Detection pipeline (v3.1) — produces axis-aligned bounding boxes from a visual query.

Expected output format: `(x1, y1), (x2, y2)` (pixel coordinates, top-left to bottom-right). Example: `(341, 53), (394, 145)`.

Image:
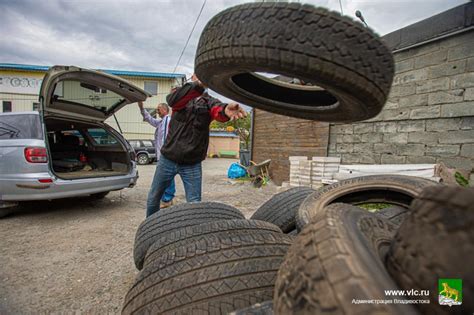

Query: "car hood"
(39, 65), (150, 122)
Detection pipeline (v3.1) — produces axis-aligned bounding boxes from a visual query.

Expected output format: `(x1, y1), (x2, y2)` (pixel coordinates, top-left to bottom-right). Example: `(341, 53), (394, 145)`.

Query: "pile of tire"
(122, 177), (473, 314)
(249, 176), (474, 315)
(122, 202), (295, 314)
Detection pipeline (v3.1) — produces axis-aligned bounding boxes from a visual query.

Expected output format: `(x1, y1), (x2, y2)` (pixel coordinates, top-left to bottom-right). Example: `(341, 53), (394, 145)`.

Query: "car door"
(39, 65), (151, 122)
(142, 140), (156, 155)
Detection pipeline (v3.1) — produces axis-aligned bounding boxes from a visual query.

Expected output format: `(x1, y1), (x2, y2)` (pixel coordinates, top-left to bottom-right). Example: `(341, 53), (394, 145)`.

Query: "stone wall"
(328, 29), (474, 171)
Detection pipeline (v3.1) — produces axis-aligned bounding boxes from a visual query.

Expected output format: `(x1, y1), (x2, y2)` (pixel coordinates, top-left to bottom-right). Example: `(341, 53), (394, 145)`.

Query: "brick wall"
(328, 30), (474, 171)
(251, 109), (329, 185)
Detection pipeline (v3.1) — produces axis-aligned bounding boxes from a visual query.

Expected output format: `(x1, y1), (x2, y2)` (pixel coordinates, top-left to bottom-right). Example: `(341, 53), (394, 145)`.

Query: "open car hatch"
(40, 65), (150, 122)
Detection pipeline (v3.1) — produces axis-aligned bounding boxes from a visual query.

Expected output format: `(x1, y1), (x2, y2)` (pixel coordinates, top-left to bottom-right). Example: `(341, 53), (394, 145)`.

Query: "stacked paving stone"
(289, 156), (309, 187)
(311, 157), (341, 185)
(289, 156), (341, 188)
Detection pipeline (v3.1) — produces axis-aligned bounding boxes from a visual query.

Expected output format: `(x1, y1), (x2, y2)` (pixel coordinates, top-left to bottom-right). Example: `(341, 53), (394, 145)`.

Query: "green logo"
(439, 279), (462, 306)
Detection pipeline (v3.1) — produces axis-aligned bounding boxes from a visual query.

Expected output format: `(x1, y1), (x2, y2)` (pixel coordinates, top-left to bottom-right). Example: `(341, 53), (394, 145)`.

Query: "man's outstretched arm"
(208, 97), (247, 123)
(138, 101), (161, 128)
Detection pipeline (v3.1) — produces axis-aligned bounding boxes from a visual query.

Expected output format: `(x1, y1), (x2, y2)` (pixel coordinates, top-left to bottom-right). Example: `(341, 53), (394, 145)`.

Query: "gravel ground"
(0, 158), (280, 314)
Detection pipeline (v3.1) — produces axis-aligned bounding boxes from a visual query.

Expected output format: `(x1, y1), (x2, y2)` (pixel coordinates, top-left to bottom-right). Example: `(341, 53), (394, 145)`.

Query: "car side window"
(0, 114), (42, 140)
(142, 140), (153, 147)
(129, 140), (140, 148)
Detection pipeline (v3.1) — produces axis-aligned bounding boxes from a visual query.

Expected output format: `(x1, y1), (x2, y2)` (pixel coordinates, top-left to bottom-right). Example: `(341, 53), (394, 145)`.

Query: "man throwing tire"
(145, 74), (246, 217)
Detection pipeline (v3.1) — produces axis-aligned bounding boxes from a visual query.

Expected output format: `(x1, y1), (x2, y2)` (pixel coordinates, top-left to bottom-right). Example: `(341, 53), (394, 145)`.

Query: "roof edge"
(382, 2), (473, 51)
(0, 63), (185, 79)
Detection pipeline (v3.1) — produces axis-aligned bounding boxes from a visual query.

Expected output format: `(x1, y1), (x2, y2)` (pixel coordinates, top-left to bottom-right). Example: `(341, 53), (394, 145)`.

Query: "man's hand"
(138, 101), (144, 110)
(191, 73), (207, 88)
(225, 103), (247, 121)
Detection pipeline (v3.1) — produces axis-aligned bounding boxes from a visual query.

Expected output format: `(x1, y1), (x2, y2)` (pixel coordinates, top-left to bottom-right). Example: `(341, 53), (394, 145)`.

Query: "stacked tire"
(274, 203), (418, 315)
(123, 178), (472, 314)
(259, 177), (472, 315)
(250, 187), (315, 235)
(387, 185), (474, 315)
(123, 202), (294, 314)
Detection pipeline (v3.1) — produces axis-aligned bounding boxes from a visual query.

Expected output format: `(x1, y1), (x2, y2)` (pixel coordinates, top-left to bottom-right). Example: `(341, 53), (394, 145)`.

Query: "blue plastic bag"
(227, 163), (247, 179)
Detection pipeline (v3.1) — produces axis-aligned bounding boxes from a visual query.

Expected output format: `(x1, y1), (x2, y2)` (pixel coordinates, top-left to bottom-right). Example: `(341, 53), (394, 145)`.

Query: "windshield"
(0, 114), (42, 139)
(52, 80), (125, 113)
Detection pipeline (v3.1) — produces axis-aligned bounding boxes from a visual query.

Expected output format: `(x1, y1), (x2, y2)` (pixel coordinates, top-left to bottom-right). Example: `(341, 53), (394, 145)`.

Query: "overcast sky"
(0, 0), (469, 78)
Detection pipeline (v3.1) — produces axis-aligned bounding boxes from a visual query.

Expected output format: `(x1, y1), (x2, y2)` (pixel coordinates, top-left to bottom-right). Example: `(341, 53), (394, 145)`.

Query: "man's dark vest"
(161, 83), (226, 164)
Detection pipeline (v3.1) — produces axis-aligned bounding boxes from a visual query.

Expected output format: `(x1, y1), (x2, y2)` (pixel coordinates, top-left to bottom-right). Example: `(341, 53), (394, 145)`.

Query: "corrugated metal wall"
(0, 93), (39, 112)
(0, 70), (44, 112)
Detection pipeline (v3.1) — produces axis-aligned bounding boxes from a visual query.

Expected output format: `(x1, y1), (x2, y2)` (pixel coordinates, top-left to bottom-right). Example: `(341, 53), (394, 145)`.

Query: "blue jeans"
(146, 156), (202, 217)
(161, 179), (175, 203)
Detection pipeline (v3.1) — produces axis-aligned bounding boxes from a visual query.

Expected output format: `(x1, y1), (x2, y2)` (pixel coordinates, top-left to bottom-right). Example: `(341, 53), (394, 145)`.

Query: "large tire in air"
(296, 175), (436, 231)
(143, 219), (283, 269)
(274, 203), (418, 315)
(133, 202), (244, 270)
(387, 186), (474, 315)
(123, 228), (293, 315)
(195, 2), (394, 123)
(250, 187), (314, 233)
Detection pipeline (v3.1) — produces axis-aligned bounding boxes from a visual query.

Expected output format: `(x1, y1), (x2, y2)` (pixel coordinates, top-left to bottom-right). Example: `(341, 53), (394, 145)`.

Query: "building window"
(2, 101), (12, 112)
(33, 102), (40, 111)
(144, 81), (158, 95)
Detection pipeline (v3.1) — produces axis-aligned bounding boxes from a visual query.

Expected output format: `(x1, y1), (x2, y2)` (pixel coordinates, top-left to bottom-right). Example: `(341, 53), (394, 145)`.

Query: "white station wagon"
(0, 65), (150, 216)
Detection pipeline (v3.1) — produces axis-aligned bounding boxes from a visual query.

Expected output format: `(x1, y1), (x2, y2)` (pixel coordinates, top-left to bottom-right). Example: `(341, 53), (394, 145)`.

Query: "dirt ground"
(0, 158), (280, 314)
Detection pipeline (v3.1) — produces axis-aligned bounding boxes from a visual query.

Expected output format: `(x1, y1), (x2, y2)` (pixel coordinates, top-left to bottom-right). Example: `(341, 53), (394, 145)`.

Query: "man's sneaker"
(160, 200), (174, 209)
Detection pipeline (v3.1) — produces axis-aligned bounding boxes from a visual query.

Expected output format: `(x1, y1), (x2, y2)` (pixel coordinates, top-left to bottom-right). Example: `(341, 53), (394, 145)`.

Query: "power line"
(172, 0), (207, 74)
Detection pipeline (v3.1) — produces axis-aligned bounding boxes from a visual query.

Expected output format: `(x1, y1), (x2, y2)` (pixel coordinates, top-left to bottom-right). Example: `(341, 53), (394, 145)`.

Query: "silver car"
(0, 65), (149, 215)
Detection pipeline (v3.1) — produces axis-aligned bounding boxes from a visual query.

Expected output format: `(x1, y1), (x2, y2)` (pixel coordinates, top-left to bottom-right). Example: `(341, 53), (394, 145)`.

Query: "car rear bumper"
(0, 169), (138, 201)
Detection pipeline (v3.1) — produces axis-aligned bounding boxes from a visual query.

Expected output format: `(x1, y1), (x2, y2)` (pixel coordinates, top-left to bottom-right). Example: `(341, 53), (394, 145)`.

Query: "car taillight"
(79, 153), (87, 163)
(24, 147), (48, 163)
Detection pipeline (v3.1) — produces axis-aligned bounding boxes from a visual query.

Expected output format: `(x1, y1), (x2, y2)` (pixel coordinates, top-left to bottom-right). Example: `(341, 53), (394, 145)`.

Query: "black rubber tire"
(250, 187), (314, 233)
(133, 202), (244, 270)
(274, 203), (418, 315)
(195, 2), (394, 123)
(296, 175), (437, 231)
(143, 219), (283, 269)
(137, 153), (149, 165)
(90, 191), (110, 200)
(123, 229), (293, 315)
(230, 301), (273, 315)
(375, 205), (409, 227)
(387, 186), (474, 315)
